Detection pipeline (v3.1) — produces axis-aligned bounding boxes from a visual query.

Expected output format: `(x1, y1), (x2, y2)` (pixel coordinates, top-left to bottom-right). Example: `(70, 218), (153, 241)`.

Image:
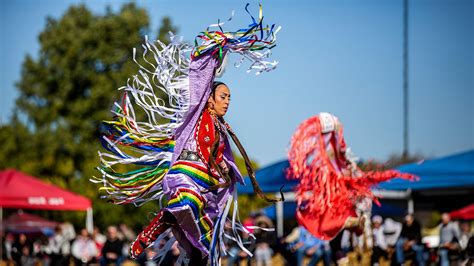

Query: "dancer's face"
(209, 84), (231, 117)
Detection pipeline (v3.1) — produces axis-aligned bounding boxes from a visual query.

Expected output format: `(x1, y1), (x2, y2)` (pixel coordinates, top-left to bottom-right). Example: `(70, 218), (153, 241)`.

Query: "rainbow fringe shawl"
(90, 35), (192, 206)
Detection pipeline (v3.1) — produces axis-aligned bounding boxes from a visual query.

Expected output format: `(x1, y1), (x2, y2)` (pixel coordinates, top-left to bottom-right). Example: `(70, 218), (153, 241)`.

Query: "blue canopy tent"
(237, 160), (298, 194)
(378, 150), (474, 191)
(262, 201), (406, 220)
(238, 150), (474, 194)
(378, 150), (474, 213)
(238, 150), (474, 236)
(237, 160), (297, 236)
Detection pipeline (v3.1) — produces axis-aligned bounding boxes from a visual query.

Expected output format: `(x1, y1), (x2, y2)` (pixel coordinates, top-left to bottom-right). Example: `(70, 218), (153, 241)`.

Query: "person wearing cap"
(371, 215), (388, 265)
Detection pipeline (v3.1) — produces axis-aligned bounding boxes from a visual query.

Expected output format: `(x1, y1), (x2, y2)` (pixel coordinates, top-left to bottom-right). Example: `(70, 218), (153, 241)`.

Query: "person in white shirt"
(383, 218), (402, 247)
(371, 215), (388, 265)
(48, 225), (71, 266)
(72, 228), (98, 265)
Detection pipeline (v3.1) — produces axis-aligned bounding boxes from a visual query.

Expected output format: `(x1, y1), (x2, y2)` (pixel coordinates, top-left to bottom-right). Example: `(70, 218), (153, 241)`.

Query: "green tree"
(1, 3), (179, 230)
(157, 17), (178, 44)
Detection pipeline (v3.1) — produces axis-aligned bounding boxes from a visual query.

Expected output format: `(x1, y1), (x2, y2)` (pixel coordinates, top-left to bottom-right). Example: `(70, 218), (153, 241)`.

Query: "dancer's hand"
(219, 161), (229, 174)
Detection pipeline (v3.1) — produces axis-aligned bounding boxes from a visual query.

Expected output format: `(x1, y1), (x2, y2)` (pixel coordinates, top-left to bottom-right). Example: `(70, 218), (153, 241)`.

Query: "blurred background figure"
(48, 225), (71, 266)
(134, 233), (181, 266)
(371, 215), (388, 265)
(93, 226), (106, 261)
(254, 215), (276, 266)
(71, 228), (98, 265)
(280, 226), (300, 266)
(118, 223), (135, 259)
(100, 226), (124, 266)
(291, 225), (328, 266)
(382, 217), (402, 247)
(395, 213), (425, 265)
(438, 213), (461, 266)
(12, 234), (33, 266)
(224, 221), (252, 266)
(33, 234), (52, 266)
(464, 234), (474, 266)
(61, 223), (77, 244)
(243, 212), (258, 234)
(381, 217), (402, 263)
(2, 233), (15, 263)
(155, 239), (181, 266)
(458, 221), (472, 265)
(337, 229), (357, 264)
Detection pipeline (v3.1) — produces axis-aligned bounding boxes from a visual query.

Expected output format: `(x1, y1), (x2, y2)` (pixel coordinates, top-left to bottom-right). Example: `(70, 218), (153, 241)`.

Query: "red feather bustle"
(287, 114), (416, 240)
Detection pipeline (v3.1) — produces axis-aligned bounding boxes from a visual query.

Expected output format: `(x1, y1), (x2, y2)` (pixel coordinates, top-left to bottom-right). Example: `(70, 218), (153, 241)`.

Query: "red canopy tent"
(450, 203), (474, 220)
(4, 211), (59, 234)
(0, 169), (93, 231)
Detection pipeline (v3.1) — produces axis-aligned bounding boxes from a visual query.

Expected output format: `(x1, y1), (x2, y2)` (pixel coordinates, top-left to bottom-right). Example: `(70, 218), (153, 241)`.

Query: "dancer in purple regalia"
(91, 5), (283, 265)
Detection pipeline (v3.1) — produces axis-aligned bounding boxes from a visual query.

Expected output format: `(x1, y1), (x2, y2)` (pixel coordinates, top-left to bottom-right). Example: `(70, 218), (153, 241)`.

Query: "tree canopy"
(1, 3), (178, 229)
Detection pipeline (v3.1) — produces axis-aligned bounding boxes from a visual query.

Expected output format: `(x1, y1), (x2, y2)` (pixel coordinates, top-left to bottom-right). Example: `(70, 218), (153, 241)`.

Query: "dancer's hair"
(211, 81), (226, 98)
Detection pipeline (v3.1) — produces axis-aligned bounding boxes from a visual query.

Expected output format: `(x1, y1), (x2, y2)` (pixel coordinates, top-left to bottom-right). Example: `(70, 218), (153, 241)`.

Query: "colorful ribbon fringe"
(192, 3), (281, 75)
(91, 35), (191, 206)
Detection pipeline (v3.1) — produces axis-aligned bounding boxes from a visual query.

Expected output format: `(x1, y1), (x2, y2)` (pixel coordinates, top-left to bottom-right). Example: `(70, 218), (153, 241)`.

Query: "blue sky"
(1, 0), (472, 166)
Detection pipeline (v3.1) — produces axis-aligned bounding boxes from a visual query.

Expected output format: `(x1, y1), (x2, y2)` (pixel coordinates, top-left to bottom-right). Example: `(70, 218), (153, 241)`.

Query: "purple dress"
(160, 54), (244, 259)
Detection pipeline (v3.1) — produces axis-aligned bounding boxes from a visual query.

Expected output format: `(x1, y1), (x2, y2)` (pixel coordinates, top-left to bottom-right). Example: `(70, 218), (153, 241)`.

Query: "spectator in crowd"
(382, 217), (402, 264)
(291, 225), (327, 266)
(458, 221), (472, 264)
(2, 232), (15, 263)
(225, 221), (252, 266)
(93, 226), (106, 260)
(243, 212), (258, 234)
(383, 218), (402, 247)
(153, 238), (181, 266)
(322, 240), (332, 266)
(371, 215), (388, 265)
(327, 229), (346, 264)
(119, 223), (135, 258)
(72, 228), (98, 265)
(338, 229), (358, 261)
(48, 225), (71, 266)
(395, 213), (425, 266)
(12, 234), (33, 266)
(61, 222), (77, 243)
(438, 213), (461, 266)
(100, 226), (124, 266)
(465, 235), (474, 266)
(281, 226), (301, 266)
(253, 215), (276, 266)
(342, 227), (366, 263)
(119, 223), (135, 242)
(33, 234), (51, 266)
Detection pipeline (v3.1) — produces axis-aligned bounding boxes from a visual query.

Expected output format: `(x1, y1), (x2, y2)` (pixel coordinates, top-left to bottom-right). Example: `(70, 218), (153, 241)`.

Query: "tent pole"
(275, 195), (284, 238)
(408, 198), (414, 214)
(407, 189), (414, 213)
(86, 208), (93, 233)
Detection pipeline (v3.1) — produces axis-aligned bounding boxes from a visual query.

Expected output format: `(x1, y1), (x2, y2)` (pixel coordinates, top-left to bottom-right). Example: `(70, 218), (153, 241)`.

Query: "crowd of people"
(223, 212), (473, 266)
(1, 223), (138, 266)
(1, 212), (473, 265)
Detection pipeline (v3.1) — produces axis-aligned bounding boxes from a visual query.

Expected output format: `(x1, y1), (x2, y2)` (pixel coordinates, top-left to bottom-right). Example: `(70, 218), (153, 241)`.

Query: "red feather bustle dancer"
(287, 113), (417, 240)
